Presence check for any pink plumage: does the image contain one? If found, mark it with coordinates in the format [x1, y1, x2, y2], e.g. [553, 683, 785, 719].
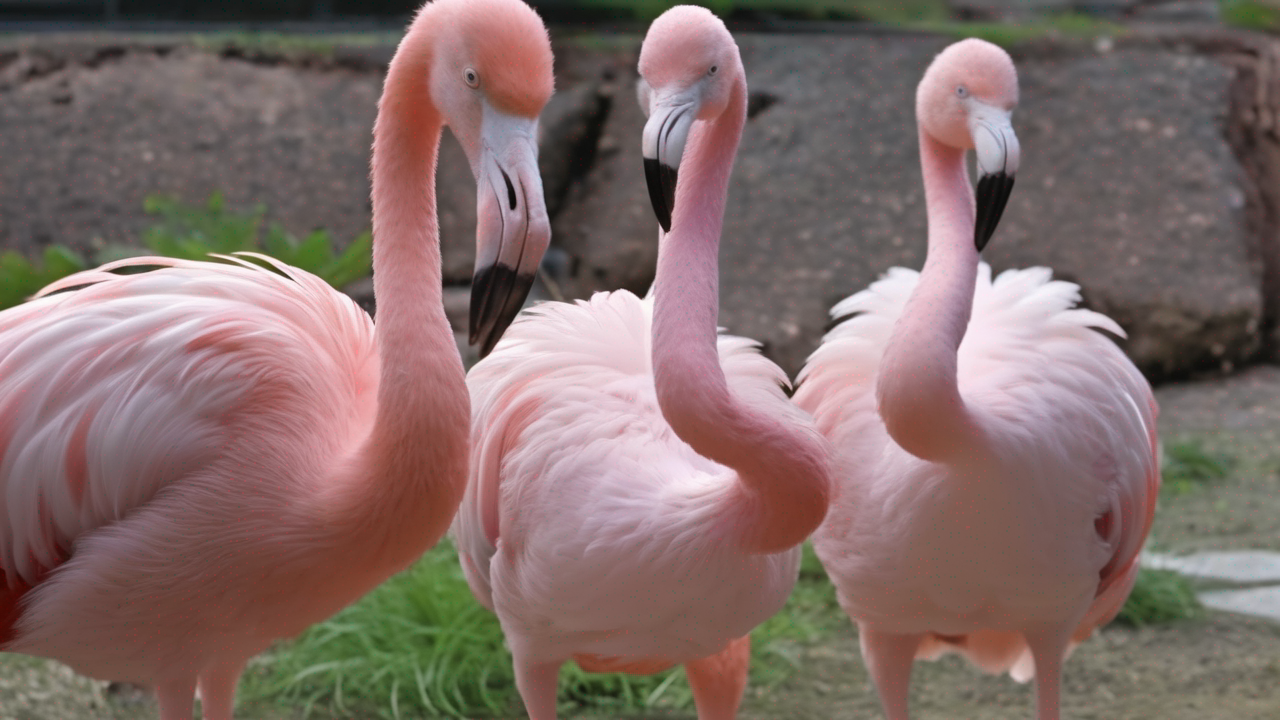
[454, 7, 831, 719]
[795, 39, 1159, 720]
[0, 0, 555, 717]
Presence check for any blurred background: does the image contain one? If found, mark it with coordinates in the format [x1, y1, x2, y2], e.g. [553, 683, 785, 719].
[2, 1, 1280, 719]
[0, 0, 1274, 25]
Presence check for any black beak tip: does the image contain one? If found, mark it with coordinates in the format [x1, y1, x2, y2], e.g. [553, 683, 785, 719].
[974, 172, 1016, 253]
[644, 157, 677, 233]
[470, 263, 536, 359]
[975, 224, 994, 253]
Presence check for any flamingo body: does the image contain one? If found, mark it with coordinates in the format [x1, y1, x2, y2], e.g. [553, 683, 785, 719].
[457, 290, 802, 669]
[455, 8, 831, 718]
[0, 0, 555, 716]
[796, 263, 1158, 679]
[0, 255, 381, 681]
[795, 39, 1158, 719]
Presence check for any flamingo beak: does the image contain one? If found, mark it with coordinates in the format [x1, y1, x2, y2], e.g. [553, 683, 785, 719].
[971, 107, 1020, 252]
[642, 90, 698, 233]
[470, 107, 550, 358]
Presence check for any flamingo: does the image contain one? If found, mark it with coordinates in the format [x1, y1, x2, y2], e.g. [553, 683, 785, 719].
[0, 0, 553, 717]
[793, 39, 1159, 720]
[452, 7, 831, 719]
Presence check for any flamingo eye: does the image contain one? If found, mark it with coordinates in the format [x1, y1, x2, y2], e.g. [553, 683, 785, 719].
[708, 65, 719, 76]
[464, 68, 480, 88]
[956, 85, 969, 98]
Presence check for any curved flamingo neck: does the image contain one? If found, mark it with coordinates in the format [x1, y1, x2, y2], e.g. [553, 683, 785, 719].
[333, 10, 469, 556]
[876, 129, 982, 462]
[651, 74, 829, 554]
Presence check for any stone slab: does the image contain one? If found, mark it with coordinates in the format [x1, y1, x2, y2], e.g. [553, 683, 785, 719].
[1198, 585, 1280, 623]
[1143, 550, 1280, 584]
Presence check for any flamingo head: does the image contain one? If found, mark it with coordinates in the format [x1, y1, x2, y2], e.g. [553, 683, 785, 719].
[918, 38, 1021, 251]
[637, 5, 742, 233]
[424, 0, 554, 356]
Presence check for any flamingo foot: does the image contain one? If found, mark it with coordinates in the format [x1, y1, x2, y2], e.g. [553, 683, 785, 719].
[155, 677, 197, 720]
[685, 635, 751, 720]
[513, 655, 562, 720]
[1024, 624, 1072, 720]
[197, 660, 246, 720]
[859, 625, 921, 720]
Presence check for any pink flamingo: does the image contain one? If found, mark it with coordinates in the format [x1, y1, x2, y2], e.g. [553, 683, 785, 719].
[0, 1, 552, 717]
[794, 39, 1159, 720]
[453, 7, 831, 719]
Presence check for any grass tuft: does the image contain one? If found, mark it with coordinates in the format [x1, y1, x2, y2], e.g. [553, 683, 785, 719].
[1222, 0, 1280, 31]
[248, 542, 843, 718]
[0, 193, 372, 314]
[130, 193, 373, 289]
[0, 245, 87, 311]
[569, 0, 949, 22]
[1162, 440, 1232, 497]
[1115, 568, 1203, 627]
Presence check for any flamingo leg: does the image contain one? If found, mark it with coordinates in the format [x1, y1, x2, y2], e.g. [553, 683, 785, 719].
[859, 625, 921, 720]
[197, 660, 246, 720]
[685, 635, 751, 720]
[155, 677, 197, 720]
[513, 655, 562, 720]
[1024, 625, 1072, 720]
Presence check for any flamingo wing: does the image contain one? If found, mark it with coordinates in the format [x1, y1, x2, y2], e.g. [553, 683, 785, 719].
[0, 254, 375, 641]
[454, 290, 657, 610]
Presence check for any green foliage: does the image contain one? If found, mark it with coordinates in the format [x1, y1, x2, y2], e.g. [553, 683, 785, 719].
[0, 193, 370, 314]
[0, 246, 88, 310]
[137, 193, 372, 288]
[566, 1, 1111, 47]
[916, 12, 1123, 48]
[569, 0, 949, 22]
[249, 542, 844, 718]
[1222, 0, 1280, 31]
[1115, 568, 1203, 627]
[1162, 440, 1233, 497]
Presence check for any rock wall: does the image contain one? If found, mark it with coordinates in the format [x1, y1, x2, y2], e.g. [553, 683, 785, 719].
[0, 30, 1268, 382]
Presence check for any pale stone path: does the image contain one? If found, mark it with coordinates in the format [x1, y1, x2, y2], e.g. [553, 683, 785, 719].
[1143, 551, 1280, 623]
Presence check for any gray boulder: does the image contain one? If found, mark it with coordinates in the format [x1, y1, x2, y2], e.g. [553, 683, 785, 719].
[553, 35, 1260, 381]
[0, 40, 603, 287]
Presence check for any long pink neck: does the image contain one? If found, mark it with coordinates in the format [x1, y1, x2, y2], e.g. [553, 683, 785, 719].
[333, 10, 469, 558]
[875, 129, 982, 462]
[651, 74, 829, 554]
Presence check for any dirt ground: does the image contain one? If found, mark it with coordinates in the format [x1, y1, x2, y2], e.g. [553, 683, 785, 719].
[3, 612, 1278, 719]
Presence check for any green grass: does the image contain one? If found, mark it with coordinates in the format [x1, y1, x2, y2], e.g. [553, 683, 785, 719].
[126, 193, 373, 289]
[1115, 568, 1203, 627]
[248, 543, 843, 719]
[0, 245, 88, 311]
[1161, 440, 1233, 497]
[916, 12, 1124, 48]
[568, 1, 1116, 49]
[570, 0, 949, 22]
[1222, 0, 1280, 31]
[0, 193, 373, 313]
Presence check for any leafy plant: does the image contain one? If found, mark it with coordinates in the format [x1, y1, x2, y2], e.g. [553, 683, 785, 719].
[1162, 440, 1233, 497]
[1115, 568, 1203, 627]
[0, 246, 87, 311]
[0, 193, 371, 313]
[134, 193, 372, 288]
[248, 542, 843, 718]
